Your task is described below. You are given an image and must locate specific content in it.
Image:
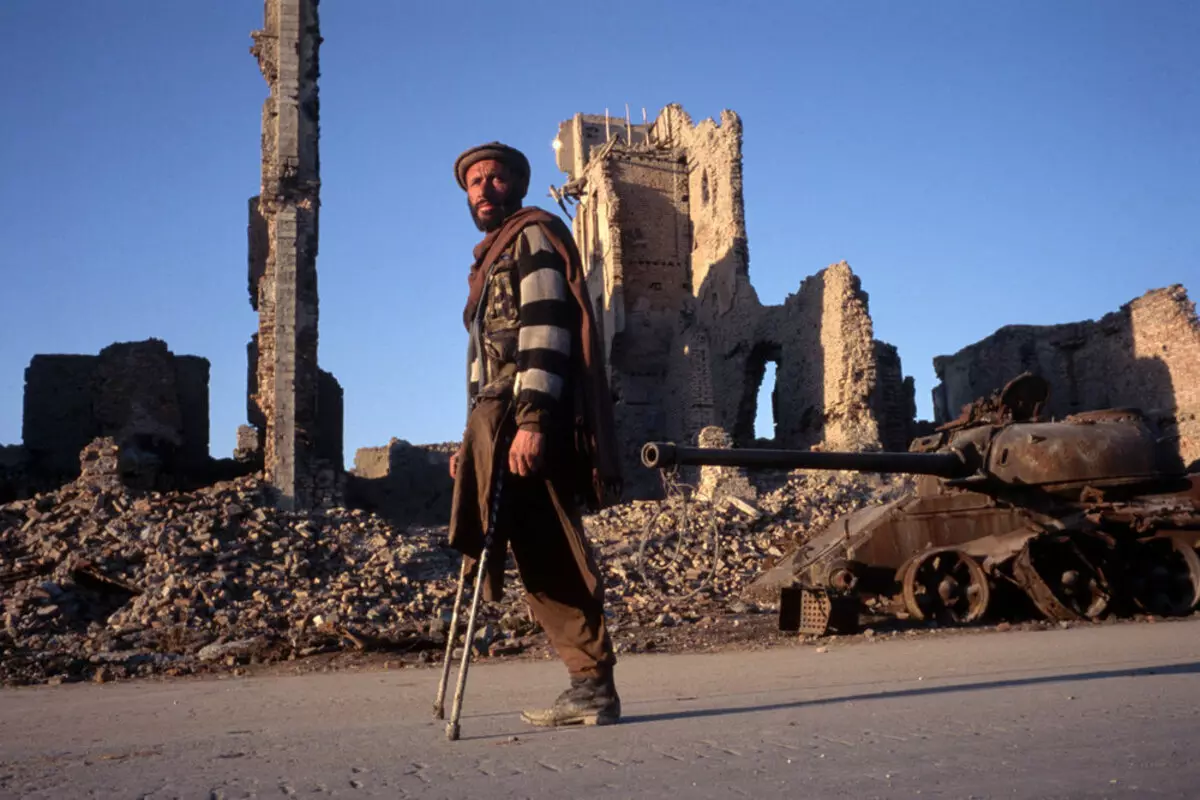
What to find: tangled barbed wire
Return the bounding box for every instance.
[633,468,724,602]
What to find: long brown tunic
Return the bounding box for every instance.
[447,208,617,678]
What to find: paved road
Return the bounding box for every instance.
[2,619,1199,799]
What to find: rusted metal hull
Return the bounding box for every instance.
[757,476,1200,634]
[647,375,1200,636]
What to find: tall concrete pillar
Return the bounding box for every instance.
[248,0,322,509]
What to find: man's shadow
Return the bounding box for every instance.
[620,659,1200,726]
[468,659,1200,739]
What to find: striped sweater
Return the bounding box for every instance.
[467,223,577,432]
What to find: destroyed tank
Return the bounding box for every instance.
[640,374,1200,634]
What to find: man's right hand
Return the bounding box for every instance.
[449,447,464,480]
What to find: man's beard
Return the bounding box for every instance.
[469,197,520,232]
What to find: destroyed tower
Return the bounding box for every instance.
[245,0,343,509]
[554,105,916,496]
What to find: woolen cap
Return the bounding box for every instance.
[454,141,531,196]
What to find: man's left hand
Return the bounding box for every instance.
[509,429,544,477]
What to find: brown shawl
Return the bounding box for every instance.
[463,206,623,509]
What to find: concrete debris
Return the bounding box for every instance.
[0,457,461,686]
[722,495,761,520]
[584,469,914,613]
[695,426,757,505]
[0,436,907,685]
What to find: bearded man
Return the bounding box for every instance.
[447,141,623,727]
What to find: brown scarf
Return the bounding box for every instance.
[461,205,624,508]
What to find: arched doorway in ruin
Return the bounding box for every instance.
[733,341,782,446]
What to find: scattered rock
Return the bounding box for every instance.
[0,470,456,685]
[198,638,262,663]
[1,446,915,686]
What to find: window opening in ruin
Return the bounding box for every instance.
[701,170,710,206]
[755,361,778,441]
[734,342,782,445]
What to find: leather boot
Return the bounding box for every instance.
[520,673,621,727]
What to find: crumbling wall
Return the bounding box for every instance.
[813,263,884,451]
[554,112,651,182]
[557,106,925,496]
[659,107,766,449]
[19,339,211,486]
[752,263,911,453]
[933,284,1200,467]
[346,439,454,526]
[248,0,324,509]
[871,342,917,451]
[576,153,624,369]
[579,145,696,489]
[0,445,30,503]
[755,279,821,448]
[316,369,344,471]
[21,355,95,478]
[650,106,751,314]
[174,356,212,471]
[91,341,185,453]
[558,104,917,498]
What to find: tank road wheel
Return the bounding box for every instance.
[1012,534,1111,622]
[899,548,991,625]
[1126,536,1200,617]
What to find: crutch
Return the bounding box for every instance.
[432,558,468,720]
[433,445,495,720]
[440,445,508,741]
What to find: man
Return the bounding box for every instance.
[447,141,623,727]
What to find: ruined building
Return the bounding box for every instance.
[6,59,1191,513]
[18,340,212,488]
[552,106,916,495]
[244,0,343,509]
[933,284,1200,469]
[0,0,344,506]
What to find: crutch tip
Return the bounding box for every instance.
[433,706,445,720]
[446,722,461,741]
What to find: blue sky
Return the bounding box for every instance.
[1,1,1196,465]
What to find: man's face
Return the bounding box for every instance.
[466,159,517,232]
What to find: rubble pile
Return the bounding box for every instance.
[754,469,915,542]
[1,439,909,686]
[583,469,914,629]
[0,440,471,685]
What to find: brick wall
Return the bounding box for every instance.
[20,339,211,483]
[933,285,1200,467]
[561,105,915,496]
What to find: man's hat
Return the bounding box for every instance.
[454,141,531,196]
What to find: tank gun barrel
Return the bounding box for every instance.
[641,442,973,478]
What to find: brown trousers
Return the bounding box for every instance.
[449,398,615,679]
